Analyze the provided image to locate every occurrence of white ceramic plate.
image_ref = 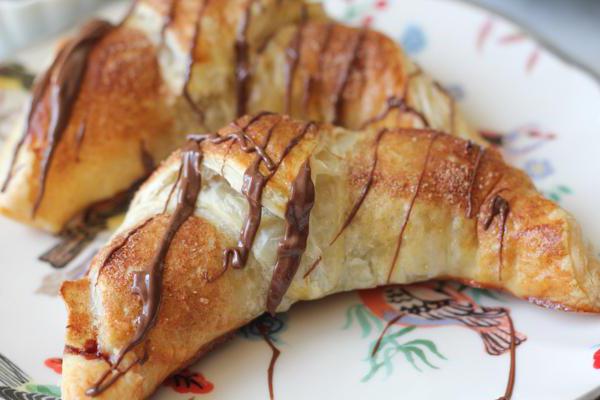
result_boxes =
[0,0,106,59]
[1,1,599,399]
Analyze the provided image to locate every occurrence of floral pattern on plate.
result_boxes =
[1,0,600,399]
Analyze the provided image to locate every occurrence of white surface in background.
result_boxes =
[0,0,110,59]
[471,0,600,75]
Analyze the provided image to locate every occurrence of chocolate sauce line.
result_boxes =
[235,0,256,117]
[332,29,366,126]
[210,120,314,281]
[302,255,321,279]
[465,142,485,218]
[213,112,274,177]
[300,23,334,118]
[32,20,114,216]
[484,193,510,280]
[182,1,209,120]
[497,310,516,400]
[476,174,503,218]
[89,116,313,393]
[163,164,183,214]
[277,121,315,163]
[259,325,281,400]
[359,67,428,130]
[283,7,308,115]
[87,349,148,397]
[330,128,387,246]
[1,45,64,193]
[87,140,203,396]
[187,112,278,171]
[221,119,278,272]
[266,159,315,314]
[372,313,404,357]
[386,132,439,283]
[360,95,429,130]
[94,214,153,281]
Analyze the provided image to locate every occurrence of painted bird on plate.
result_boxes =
[360,281,526,356]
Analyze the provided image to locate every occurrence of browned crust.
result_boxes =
[1,25,182,232]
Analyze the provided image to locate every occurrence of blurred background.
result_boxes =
[0,0,599,75]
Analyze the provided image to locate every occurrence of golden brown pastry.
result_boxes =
[0,0,479,234]
[61,114,600,399]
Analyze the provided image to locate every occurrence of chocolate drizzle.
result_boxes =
[182,1,208,120]
[221,119,278,271]
[359,67,430,130]
[94,216,156,283]
[283,7,308,114]
[0,41,65,193]
[302,255,321,279]
[302,23,334,117]
[497,310,517,400]
[235,0,255,117]
[87,140,203,396]
[259,324,281,400]
[212,119,315,281]
[484,193,510,280]
[330,128,387,245]
[266,160,315,314]
[465,142,485,218]
[387,132,439,283]
[29,20,114,215]
[360,95,429,130]
[88,115,315,394]
[87,350,148,397]
[371,313,403,356]
[332,29,366,125]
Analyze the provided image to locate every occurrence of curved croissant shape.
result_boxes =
[0,0,479,233]
[61,114,600,399]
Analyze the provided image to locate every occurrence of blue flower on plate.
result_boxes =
[400,24,427,55]
[523,159,554,180]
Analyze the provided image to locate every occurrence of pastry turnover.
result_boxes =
[0,0,479,233]
[61,114,600,399]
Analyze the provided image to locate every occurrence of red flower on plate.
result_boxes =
[593,349,600,369]
[44,358,62,374]
[375,0,387,9]
[163,369,214,394]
